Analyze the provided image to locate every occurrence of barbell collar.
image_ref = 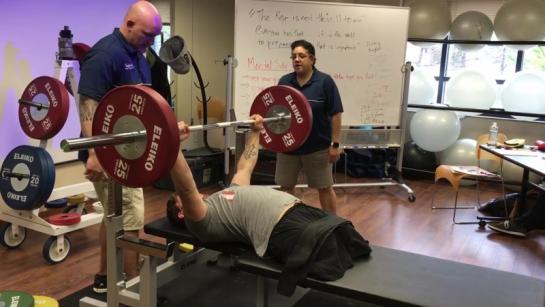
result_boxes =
[60,115,290,152]
[18,99,50,110]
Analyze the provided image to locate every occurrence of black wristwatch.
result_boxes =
[331,142,340,148]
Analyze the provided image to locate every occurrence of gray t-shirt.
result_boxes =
[185,185,300,257]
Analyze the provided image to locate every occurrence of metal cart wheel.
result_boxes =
[42,236,71,264]
[0,223,27,248]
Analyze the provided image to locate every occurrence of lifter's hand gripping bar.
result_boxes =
[60,115,290,152]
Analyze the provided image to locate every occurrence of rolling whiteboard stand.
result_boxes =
[330,62,415,202]
[233,0,415,201]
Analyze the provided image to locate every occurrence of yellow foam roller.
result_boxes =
[67,193,86,205]
[33,295,59,307]
[178,243,194,253]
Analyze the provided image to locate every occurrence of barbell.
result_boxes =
[61,85,313,187]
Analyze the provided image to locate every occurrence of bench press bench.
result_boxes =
[145,217,545,307]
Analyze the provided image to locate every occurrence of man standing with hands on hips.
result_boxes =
[276,40,343,213]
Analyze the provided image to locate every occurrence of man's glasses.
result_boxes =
[290,53,310,60]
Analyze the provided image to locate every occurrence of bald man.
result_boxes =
[76,1,162,293]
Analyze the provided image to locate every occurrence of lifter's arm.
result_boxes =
[231,114,264,186]
[170,122,207,222]
[78,95,105,181]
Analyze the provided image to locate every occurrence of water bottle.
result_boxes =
[488,122,498,146]
[58,26,75,60]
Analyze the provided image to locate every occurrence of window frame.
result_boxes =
[407,38,545,121]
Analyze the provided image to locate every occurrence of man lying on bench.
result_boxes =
[169,115,371,295]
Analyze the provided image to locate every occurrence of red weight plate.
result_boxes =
[19,76,70,140]
[92,85,180,187]
[249,85,313,153]
[72,42,91,64]
[48,212,81,226]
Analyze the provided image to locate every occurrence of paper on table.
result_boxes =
[495,149,538,156]
[451,166,497,177]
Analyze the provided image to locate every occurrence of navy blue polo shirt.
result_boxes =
[78,28,151,101]
[278,69,343,155]
[78,28,151,161]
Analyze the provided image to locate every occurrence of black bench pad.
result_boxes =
[145,217,545,307]
[144,216,251,255]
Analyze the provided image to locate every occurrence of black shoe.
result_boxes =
[487,219,528,237]
[478,193,517,217]
[93,274,107,294]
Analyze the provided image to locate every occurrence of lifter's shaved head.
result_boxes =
[120,1,162,53]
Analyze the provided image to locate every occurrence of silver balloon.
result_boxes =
[501,160,542,189]
[437,138,478,166]
[450,11,494,52]
[406,0,451,47]
[494,0,545,45]
[437,138,478,186]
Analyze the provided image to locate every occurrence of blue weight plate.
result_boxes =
[27,146,49,209]
[45,198,67,209]
[38,148,56,208]
[0,145,53,210]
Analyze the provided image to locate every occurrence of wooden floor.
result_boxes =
[1,176,544,301]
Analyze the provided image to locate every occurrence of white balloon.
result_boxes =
[450,11,494,52]
[494,0,545,42]
[406,0,451,40]
[445,70,497,109]
[409,71,436,105]
[501,72,545,114]
[409,109,461,152]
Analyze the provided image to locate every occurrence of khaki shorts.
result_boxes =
[93,181,144,231]
[275,148,333,189]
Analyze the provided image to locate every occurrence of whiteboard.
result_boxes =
[234,0,409,126]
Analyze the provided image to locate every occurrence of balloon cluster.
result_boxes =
[406,0,545,173]
[406,0,545,51]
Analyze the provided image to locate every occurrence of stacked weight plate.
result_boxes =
[0,145,55,210]
[1,76,69,211]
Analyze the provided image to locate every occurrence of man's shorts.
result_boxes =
[275,148,333,189]
[93,181,144,231]
[265,203,327,261]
